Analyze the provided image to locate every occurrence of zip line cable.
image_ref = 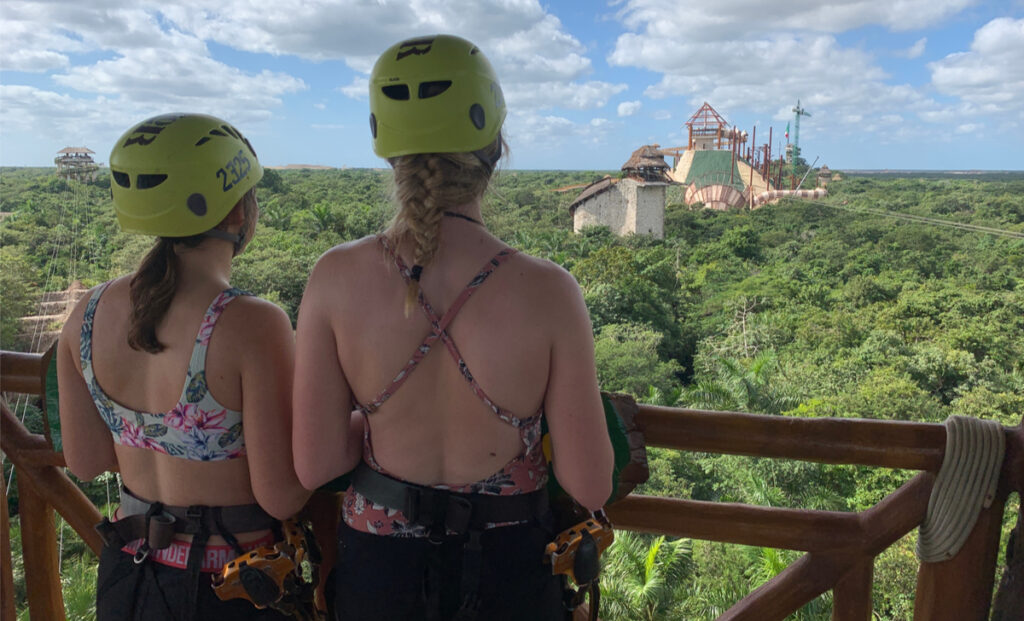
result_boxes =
[797,197,1024,240]
[3,177,77,495]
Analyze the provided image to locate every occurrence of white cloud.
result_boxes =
[340,77,369,100]
[159,1,608,113]
[653,109,672,120]
[903,37,928,59]
[929,18,1024,114]
[505,109,617,152]
[506,81,627,111]
[1,1,306,130]
[606,2,993,145]
[955,123,983,134]
[618,100,642,116]
[614,0,976,40]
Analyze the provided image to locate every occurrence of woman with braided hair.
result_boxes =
[293,35,613,620]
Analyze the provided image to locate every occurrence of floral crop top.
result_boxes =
[80,282,249,461]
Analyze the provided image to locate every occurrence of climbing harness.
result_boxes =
[94,486,280,614]
[212,518,324,620]
[545,510,614,621]
[917,415,1005,562]
[349,462,550,620]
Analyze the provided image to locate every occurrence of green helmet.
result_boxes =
[109,113,263,237]
[369,35,506,159]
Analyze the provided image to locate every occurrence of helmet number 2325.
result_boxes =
[216,150,251,193]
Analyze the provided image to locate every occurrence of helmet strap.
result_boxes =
[203,229,244,255]
[472,139,502,172]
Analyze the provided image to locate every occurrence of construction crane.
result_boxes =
[790,100,811,181]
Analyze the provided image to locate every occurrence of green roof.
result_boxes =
[684,150,745,190]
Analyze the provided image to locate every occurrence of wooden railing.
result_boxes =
[2,347,1021,621]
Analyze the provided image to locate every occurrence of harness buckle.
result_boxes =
[445,495,473,535]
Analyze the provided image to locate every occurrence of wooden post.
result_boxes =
[17,474,65,621]
[913,494,1006,620]
[914,418,1022,620]
[1,475,17,621]
[831,559,873,621]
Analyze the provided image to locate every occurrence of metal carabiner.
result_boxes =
[133,542,151,564]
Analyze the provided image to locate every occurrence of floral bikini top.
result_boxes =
[80,281,249,461]
[342,236,548,537]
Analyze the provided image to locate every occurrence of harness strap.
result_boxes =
[350,463,549,532]
[184,507,211,621]
[351,462,549,621]
[95,486,277,550]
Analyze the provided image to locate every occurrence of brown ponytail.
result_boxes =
[127,189,257,353]
[128,234,203,353]
[387,135,504,317]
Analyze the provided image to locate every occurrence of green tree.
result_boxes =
[593,323,682,396]
[600,532,693,621]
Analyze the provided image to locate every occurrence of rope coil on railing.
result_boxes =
[917,415,1005,562]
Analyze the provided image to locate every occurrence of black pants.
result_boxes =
[331,520,569,621]
[96,544,290,621]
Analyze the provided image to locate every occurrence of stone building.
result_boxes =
[569,145,671,239]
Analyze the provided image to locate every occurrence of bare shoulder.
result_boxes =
[510,252,584,305]
[60,277,129,344]
[310,235,381,282]
[221,294,292,334]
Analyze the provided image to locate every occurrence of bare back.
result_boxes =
[58,270,305,520]
[294,218,614,508]
[337,231,549,484]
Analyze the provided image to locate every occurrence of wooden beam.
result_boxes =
[719,474,934,620]
[2,402,103,555]
[915,418,1022,620]
[606,495,861,552]
[18,475,65,621]
[831,560,873,621]
[914,477,1012,619]
[635,405,946,470]
[720,553,851,621]
[0,351,45,396]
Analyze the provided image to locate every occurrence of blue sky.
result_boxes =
[2,0,1022,171]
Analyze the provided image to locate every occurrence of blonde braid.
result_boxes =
[386,135,505,317]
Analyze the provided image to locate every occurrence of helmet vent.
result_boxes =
[370,114,378,138]
[187,193,208,216]
[382,84,410,101]
[195,137,211,147]
[209,129,228,137]
[136,174,167,190]
[419,81,451,99]
[469,104,486,130]
[222,125,241,139]
[112,171,131,188]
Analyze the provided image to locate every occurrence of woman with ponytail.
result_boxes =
[56,114,308,620]
[293,36,614,620]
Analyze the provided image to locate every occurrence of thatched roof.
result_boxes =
[569,176,618,212]
[621,145,669,171]
[56,147,94,154]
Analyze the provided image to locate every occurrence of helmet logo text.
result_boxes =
[396,37,435,61]
[121,115,182,148]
